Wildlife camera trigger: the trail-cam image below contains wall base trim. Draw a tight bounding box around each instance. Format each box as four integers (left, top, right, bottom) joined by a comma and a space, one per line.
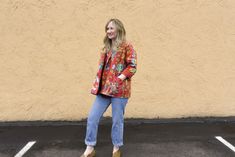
0, 116, 234, 127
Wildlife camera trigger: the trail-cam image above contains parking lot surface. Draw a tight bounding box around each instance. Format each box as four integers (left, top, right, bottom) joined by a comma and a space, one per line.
0, 118, 234, 157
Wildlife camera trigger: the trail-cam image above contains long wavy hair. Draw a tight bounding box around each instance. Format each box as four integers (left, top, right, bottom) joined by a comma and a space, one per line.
102, 18, 126, 53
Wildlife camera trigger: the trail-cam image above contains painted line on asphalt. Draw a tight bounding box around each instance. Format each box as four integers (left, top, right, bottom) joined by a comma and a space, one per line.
14, 141, 36, 157
215, 136, 235, 152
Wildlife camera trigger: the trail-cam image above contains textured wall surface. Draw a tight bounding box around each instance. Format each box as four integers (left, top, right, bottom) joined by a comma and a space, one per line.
0, 0, 235, 121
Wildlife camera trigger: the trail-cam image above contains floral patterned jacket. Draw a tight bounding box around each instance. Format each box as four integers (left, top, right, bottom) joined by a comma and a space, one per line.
91, 42, 137, 98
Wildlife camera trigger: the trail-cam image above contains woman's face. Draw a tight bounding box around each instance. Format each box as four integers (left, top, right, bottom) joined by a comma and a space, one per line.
106, 21, 117, 40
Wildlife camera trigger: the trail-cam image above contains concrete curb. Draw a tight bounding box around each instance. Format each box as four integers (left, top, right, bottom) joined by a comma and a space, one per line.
0, 116, 234, 127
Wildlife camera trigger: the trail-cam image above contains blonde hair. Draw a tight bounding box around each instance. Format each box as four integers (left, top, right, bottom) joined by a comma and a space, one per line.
103, 18, 126, 53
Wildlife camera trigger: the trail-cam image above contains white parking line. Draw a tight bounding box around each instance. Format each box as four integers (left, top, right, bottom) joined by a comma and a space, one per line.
14, 141, 36, 157
215, 136, 235, 152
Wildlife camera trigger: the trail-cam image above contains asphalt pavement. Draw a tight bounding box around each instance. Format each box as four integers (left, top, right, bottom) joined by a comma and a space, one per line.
0, 117, 235, 157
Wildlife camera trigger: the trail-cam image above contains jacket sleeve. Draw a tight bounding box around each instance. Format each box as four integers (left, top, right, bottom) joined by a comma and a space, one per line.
121, 43, 137, 79
98, 52, 106, 69
90, 52, 106, 95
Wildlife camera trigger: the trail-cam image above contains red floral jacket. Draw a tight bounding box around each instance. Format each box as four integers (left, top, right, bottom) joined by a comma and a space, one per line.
91, 42, 137, 98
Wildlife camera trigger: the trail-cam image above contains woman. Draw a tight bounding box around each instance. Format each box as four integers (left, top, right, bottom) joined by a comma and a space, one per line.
80, 18, 137, 157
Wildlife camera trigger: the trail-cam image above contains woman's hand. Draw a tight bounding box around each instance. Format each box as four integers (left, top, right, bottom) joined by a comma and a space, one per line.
117, 74, 126, 81
111, 75, 125, 94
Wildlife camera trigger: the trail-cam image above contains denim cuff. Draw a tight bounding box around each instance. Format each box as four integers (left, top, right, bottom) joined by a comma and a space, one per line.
113, 142, 123, 147
85, 140, 96, 146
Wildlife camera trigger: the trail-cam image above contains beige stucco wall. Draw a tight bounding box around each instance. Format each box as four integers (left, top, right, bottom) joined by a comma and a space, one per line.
0, 0, 235, 121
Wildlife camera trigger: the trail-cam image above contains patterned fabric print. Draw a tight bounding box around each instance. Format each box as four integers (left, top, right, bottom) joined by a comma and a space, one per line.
91, 42, 137, 98
112, 49, 117, 59
90, 52, 106, 94
100, 54, 111, 94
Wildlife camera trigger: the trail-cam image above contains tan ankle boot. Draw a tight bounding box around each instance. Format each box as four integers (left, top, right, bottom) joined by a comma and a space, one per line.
80, 149, 96, 157
112, 150, 121, 157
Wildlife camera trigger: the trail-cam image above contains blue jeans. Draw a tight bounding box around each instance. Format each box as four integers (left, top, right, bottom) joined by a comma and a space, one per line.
85, 94, 128, 147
